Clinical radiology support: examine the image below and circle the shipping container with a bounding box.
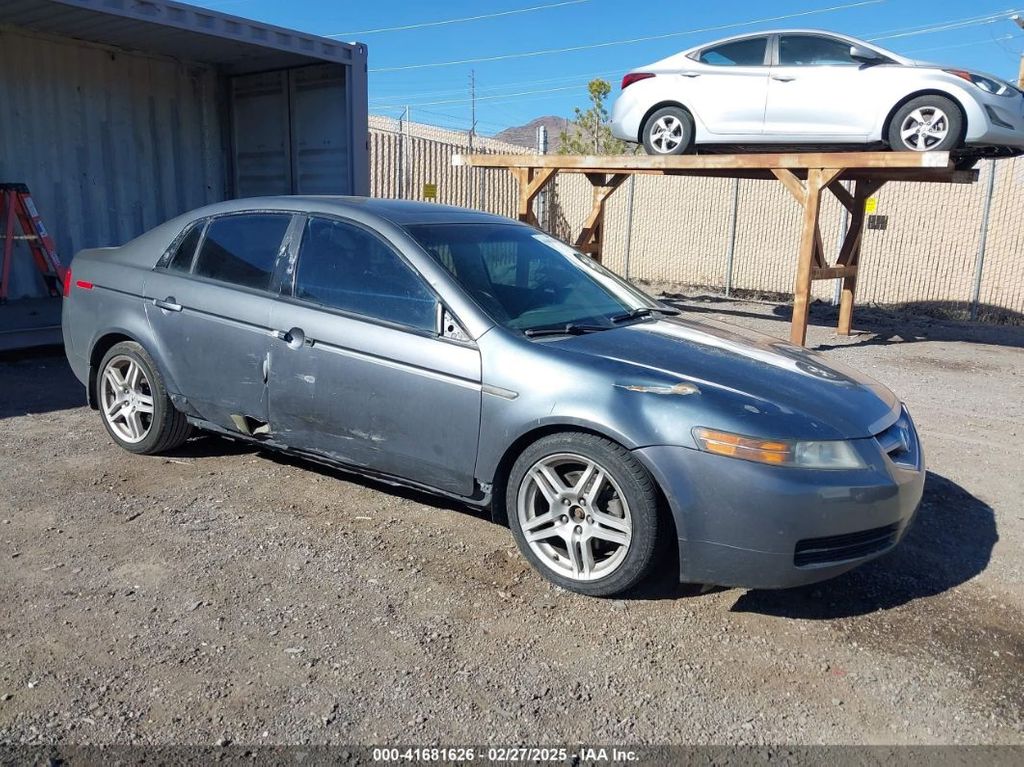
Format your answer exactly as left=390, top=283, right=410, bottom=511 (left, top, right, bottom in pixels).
left=0, top=0, right=368, bottom=349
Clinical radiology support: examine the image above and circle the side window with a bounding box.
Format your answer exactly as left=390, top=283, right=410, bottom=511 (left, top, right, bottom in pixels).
left=779, top=35, right=858, bottom=66
left=166, top=223, right=203, bottom=273
left=698, top=37, right=768, bottom=66
left=193, top=214, right=291, bottom=291
left=294, top=217, right=437, bottom=332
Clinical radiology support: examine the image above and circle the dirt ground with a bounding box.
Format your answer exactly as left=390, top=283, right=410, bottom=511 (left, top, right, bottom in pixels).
left=1, top=291, right=1022, bottom=747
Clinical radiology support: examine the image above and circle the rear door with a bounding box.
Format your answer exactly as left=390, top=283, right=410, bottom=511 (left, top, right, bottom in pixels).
left=267, top=215, right=482, bottom=496
left=764, top=34, right=880, bottom=138
left=683, top=35, right=771, bottom=135
left=144, top=212, right=294, bottom=432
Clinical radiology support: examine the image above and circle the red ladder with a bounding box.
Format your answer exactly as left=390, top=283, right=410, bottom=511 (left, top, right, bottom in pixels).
left=1, top=183, right=66, bottom=302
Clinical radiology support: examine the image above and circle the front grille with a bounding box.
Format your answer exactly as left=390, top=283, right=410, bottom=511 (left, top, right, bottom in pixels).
left=875, top=410, right=920, bottom=469
left=794, top=522, right=900, bottom=567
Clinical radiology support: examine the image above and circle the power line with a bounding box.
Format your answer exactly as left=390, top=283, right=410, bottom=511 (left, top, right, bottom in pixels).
left=867, top=9, right=1021, bottom=42
left=369, top=69, right=623, bottom=104
left=369, top=0, right=883, bottom=72
left=375, top=83, right=591, bottom=110
left=902, top=33, right=1019, bottom=54
left=328, top=0, right=588, bottom=38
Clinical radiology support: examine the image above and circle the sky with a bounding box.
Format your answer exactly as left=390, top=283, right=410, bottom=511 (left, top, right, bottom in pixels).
left=194, top=0, right=1024, bottom=135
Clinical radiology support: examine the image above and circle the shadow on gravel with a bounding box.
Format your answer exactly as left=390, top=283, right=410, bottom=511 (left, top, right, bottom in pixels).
left=660, top=293, right=1024, bottom=350
left=257, top=447, right=489, bottom=520
left=0, top=346, right=84, bottom=419
left=730, top=471, right=997, bottom=619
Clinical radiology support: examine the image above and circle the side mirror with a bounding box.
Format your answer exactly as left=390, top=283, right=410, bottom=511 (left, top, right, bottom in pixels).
left=850, top=45, right=884, bottom=64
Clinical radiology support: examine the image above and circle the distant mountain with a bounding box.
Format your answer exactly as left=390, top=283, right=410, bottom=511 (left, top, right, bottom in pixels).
left=494, top=116, right=570, bottom=153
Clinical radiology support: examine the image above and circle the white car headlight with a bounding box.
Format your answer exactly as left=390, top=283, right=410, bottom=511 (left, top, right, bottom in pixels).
left=946, top=69, right=1016, bottom=97
left=692, top=427, right=867, bottom=470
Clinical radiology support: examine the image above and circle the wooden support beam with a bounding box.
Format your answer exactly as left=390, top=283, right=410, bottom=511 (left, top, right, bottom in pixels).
left=512, top=167, right=557, bottom=226
left=837, top=179, right=885, bottom=336
left=455, top=151, right=954, bottom=171
left=811, top=265, right=858, bottom=280
left=785, top=168, right=838, bottom=346
left=574, top=173, right=627, bottom=263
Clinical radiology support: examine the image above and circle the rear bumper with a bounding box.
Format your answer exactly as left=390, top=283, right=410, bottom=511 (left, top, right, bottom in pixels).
left=634, top=423, right=925, bottom=589
left=610, top=90, right=644, bottom=143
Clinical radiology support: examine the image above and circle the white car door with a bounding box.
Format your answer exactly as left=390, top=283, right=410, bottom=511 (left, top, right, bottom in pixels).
left=683, top=35, right=771, bottom=136
left=764, top=34, right=882, bottom=139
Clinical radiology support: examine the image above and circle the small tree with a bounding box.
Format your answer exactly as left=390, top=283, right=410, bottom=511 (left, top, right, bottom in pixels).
left=558, top=79, right=632, bottom=155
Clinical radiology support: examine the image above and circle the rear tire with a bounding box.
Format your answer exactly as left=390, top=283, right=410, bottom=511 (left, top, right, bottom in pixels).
left=506, top=432, right=660, bottom=597
left=641, top=106, right=694, bottom=155
left=887, top=95, right=963, bottom=152
left=96, top=341, right=192, bottom=455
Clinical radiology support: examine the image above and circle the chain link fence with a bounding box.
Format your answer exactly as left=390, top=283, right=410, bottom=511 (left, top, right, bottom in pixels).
left=369, top=116, right=1024, bottom=324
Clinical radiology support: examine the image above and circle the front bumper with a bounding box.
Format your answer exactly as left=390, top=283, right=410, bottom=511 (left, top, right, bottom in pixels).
left=966, top=90, right=1024, bottom=149
left=634, top=418, right=925, bottom=589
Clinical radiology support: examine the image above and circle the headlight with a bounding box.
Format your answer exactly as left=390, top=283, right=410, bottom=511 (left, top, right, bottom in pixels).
left=692, top=427, right=866, bottom=469
left=945, top=69, right=1015, bottom=97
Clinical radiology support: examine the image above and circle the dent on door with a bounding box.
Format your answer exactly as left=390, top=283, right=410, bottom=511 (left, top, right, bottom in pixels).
left=266, top=303, right=483, bottom=496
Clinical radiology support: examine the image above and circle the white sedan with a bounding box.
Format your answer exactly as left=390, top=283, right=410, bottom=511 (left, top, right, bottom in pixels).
left=610, top=29, right=1024, bottom=156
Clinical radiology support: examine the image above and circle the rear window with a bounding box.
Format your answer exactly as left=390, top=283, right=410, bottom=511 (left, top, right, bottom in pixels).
left=192, top=214, right=291, bottom=291
left=166, top=223, right=203, bottom=273
left=698, top=37, right=768, bottom=66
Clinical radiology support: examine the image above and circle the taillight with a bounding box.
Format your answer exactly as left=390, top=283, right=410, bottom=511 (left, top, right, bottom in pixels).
left=621, top=72, right=655, bottom=90
left=63, top=268, right=72, bottom=297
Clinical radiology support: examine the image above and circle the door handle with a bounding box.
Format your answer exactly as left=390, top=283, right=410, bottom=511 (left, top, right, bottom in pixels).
left=771, top=74, right=796, bottom=82
left=274, top=327, right=307, bottom=349
left=154, top=297, right=182, bottom=312
left=681, top=72, right=700, bottom=78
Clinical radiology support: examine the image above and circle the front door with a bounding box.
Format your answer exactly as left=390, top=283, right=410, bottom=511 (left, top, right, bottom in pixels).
left=764, top=34, right=879, bottom=139
left=143, top=212, right=294, bottom=432
left=267, top=215, right=482, bottom=496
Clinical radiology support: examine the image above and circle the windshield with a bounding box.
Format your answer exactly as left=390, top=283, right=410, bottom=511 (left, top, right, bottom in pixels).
left=405, top=222, right=663, bottom=333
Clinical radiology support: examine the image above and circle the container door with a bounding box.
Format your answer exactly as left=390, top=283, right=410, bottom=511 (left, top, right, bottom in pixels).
left=230, top=65, right=352, bottom=197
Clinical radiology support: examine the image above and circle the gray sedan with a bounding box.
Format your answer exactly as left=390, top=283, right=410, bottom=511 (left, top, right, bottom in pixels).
left=61, top=198, right=924, bottom=596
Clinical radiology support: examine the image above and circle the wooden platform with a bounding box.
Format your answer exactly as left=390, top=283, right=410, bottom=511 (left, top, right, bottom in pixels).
left=453, top=151, right=979, bottom=346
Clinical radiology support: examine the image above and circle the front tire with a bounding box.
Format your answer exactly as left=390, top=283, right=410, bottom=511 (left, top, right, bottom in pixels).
left=506, top=433, right=660, bottom=597
left=887, top=95, right=963, bottom=152
left=96, top=341, right=192, bottom=455
left=641, top=106, right=694, bottom=155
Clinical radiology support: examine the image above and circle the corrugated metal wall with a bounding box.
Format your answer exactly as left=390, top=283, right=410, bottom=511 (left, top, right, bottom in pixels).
left=0, top=25, right=225, bottom=298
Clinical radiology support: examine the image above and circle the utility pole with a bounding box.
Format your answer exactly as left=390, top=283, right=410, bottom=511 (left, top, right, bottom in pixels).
left=1014, top=15, right=1024, bottom=88
left=469, top=70, right=478, bottom=208
left=469, top=69, right=477, bottom=146
left=398, top=105, right=410, bottom=199
left=536, top=125, right=549, bottom=230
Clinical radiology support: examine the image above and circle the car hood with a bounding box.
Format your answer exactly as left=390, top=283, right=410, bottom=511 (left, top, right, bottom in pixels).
left=546, top=316, right=899, bottom=441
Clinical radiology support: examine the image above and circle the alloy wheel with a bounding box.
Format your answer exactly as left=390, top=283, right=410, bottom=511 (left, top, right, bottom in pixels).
left=899, top=107, right=949, bottom=151
left=649, top=115, right=684, bottom=153
left=516, top=452, right=633, bottom=582
left=100, top=355, right=155, bottom=444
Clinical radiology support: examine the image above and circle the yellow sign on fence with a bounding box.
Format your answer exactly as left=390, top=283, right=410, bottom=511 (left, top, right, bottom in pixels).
left=423, top=183, right=437, bottom=200
left=864, top=196, right=878, bottom=214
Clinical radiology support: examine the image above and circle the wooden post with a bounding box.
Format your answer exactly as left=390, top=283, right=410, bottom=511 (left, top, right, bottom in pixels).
left=574, top=173, right=627, bottom=262
left=835, top=179, right=884, bottom=335
left=512, top=167, right=557, bottom=226
left=785, top=168, right=842, bottom=346
left=791, top=170, right=824, bottom=346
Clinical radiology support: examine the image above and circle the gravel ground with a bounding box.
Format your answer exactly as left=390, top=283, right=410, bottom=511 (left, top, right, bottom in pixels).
left=0, top=292, right=1022, bottom=747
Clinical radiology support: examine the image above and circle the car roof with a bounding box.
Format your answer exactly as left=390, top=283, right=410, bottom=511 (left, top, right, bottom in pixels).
left=643, top=28, right=909, bottom=67
left=179, top=196, right=515, bottom=227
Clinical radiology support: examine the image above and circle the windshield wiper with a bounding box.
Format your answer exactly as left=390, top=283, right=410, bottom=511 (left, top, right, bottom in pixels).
left=524, top=323, right=612, bottom=338
left=610, top=305, right=679, bottom=324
